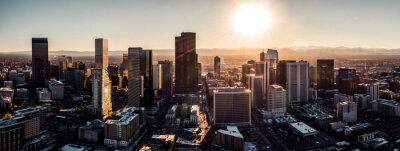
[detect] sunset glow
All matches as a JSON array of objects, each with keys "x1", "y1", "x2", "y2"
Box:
[{"x1": 234, "y1": 3, "x2": 271, "y2": 36}]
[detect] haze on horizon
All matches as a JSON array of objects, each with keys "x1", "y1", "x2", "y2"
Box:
[{"x1": 1, "y1": 0, "x2": 400, "y2": 52}]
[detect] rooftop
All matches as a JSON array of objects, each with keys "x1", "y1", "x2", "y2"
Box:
[
  {"x1": 0, "y1": 87, "x2": 13, "y2": 92},
  {"x1": 217, "y1": 126, "x2": 243, "y2": 138},
  {"x1": 289, "y1": 122, "x2": 318, "y2": 136},
  {"x1": 105, "y1": 107, "x2": 138, "y2": 125}
]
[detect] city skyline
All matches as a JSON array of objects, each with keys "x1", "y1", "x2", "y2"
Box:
[
  {"x1": 1, "y1": 0, "x2": 400, "y2": 52},
  {"x1": 2, "y1": 1, "x2": 400, "y2": 150}
]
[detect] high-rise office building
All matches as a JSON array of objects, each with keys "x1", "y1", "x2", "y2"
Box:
[
  {"x1": 92, "y1": 69, "x2": 112, "y2": 119},
  {"x1": 265, "y1": 84, "x2": 287, "y2": 118},
  {"x1": 197, "y1": 62, "x2": 202, "y2": 84},
  {"x1": 95, "y1": 38, "x2": 108, "y2": 69},
  {"x1": 50, "y1": 64, "x2": 59, "y2": 80},
  {"x1": 128, "y1": 47, "x2": 141, "y2": 107},
  {"x1": 48, "y1": 79, "x2": 64, "y2": 100},
  {"x1": 254, "y1": 62, "x2": 264, "y2": 76},
  {"x1": 139, "y1": 49, "x2": 153, "y2": 107},
  {"x1": 337, "y1": 68, "x2": 357, "y2": 95},
  {"x1": 354, "y1": 93, "x2": 371, "y2": 111},
  {"x1": 247, "y1": 75, "x2": 264, "y2": 109},
  {"x1": 122, "y1": 53, "x2": 128, "y2": 77},
  {"x1": 58, "y1": 55, "x2": 67, "y2": 79},
  {"x1": 367, "y1": 82, "x2": 379, "y2": 100},
  {"x1": 287, "y1": 61, "x2": 309, "y2": 103},
  {"x1": 213, "y1": 87, "x2": 251, "y2": 126},
  {"x1": 266, "y1": 49, "x2": 278, "y2": 85},
  {"x1": 32, "y1": 38, "x2": 49, "y2": 86},
  {"x1": 92, "y1": 38, "x2": 112, "y2": 119},
  {"x1": 74, "y1": 69, "x2": 85, "y2": 91},
  {"x1": 277, "y1": 60, "x2": 296, "y2": 88},
  {"x1": 66, "y1": 56, "x2": 73, "y2": 68},
  {"x1": 317, "y1": 59, "x2": 334, "y2": 89},
  {"x1": 175, "y1": 32, "x2": 198, "y2": 94},
  {"x1": 242, "y1": 64, "x2": 253, "y2": 84},
  {"x1": 337, "y1": 101, "x2": 357, "y2": 123},
  {"x1": 309, "y1": 66, "x2": 317, "y2": 84},
  {"x1": 214, "y1": 56, "x2": 221, "y2": 79},
  {"x1": 260, "y1": 51, "x2": 266, "y2": 62},
  {"x1": 334, "y1": 93, "x2": 353, "y2": 108},
  {"x1": 159, "y1": 60, "x2": 173, "y2": 96},
  {"x1": 153, "y1": 64, "x2": 162, "y2": 90}
]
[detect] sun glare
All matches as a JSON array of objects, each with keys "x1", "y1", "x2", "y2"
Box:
[{"x1": 234, "y1": 3, "x2": 271, "y2": 36}]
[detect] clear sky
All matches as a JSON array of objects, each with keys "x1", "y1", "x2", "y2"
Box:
[{"x1": 1, "y1": 0, "x2": 400, "y2": 52}]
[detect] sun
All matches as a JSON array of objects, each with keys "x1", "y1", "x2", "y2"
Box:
[{"x1": 234, "y1": 3, "x2": 272, "y2": 36}]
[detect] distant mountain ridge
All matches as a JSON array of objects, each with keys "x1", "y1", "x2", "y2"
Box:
[{"x1": 2, "y1": 46, "x2": 400, "y2": 57}]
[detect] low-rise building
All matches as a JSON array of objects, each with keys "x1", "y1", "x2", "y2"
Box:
[
  {"x1": 215, "y1": 126, "x2": 245, "y2": 150},
  {"x1": 104, "y1": 107, "x2": 140, "y2": 149}
]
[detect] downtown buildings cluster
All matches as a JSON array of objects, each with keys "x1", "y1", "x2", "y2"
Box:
[{"x1": 2, "y1": 32, "x2": 400, "y2": 151}]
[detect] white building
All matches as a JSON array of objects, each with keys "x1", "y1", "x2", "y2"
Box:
[
  {"x1": 354, "y1": 94, "x2": 371, "y2": 110},
  {"x1": 367, "y1": 82, "x2": 379, "y2": 100},
  {"x1": 334, "y1": 93, "x2": 353, "y2": 108},
  {"x1": 265, "y1": 84, "x2": 287, "y2": 118},
  {"x1": 337, "y1": 101, "x2": 357, "y2": 123},
  {"x1": 36, "y1": 88, "x2": 51, "y2": 102}
]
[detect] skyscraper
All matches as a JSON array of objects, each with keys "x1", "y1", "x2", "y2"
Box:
[
  {"x1": 214, "y1": 56, "x2": 221, "y2": 79},
  {"x1": 242, "y1": 64, "x2": 253, "y2": 84},
  {"x1": 139, "y1": 49, "x2": 153, "y2": 107},
  {"x1": 337, "y1": 68, "x2": 357, "y2": 95},
  {"x1": 66, "y1": 56, "x2": 73, "y2": 68},
  {"x1": 95, "y1": 38, "x2": 108, "y2": 69},
  {"x1": 175, "y1": 32, "x2": 198, "y2": 94},
  {"x1": 309, "y1": 66, "x2": 318, "y2": 84},
  {"x1": 92, "y1": 38, "x2": 112, "y2": 119},
  {"x1": 58, "y1": 55, "x2": 67, "y2": 79},
  {"x1": 265, "y1": 84, "x2": 287, "y2": 118},
  {"x1": 213, "y1": 87, "x2": 251, "y2": 126},
  {"x1": 277, "y1": 60, "x2": 296, "y2": 88},
  {"x1": 122, "y1": 53, "x2": 128, "y2": 78},
  {"x1": 32, "y1": 38, "x2": 49, "y2": 86},
  {"x1": 128, "y1": 47, "x2": 141, "y2": 107},
  {"x1": 153, "y1": 64, "x2": 162, "y2": 90},
  {"x1": 159, "y1": 60, "x2": 173, "y2": 96},
  {"x1": 266, "y1": 49, "x2": 278, "y2": 85},
  {"x1": 317, "y1": 59, "x2": 334, "y2": 89},
  {"x1": 367, "y1": 82, "x2": 379, "y2": 100},
  {"x1": 247, "y1": 74, "x2": 263, "y2": 109},
  {"x1": 287, "y1": 61, "x2": 309, "y2": 103}
]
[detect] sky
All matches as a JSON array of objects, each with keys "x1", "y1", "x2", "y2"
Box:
[{"x1": 0, "y1": 0, "x2": 400, "y2": 52}]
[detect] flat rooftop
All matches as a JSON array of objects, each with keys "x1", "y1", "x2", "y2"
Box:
[
  {"x1": 289, "y1": 122, "x2": 318, "y2": 136},
  {"x1": 105, "y1": 107, "x2": 138, "y2": 125},
  {"x1": 217, "y1": 126, "x2": 243, "y2": 138}
]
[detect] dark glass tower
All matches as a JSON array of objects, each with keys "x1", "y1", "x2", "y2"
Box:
[
  {"x1": 175, "y1": 32, "x2": 198, "y2": 94},
  {"x1": 139, "y1": 49, "x2": 153, "y2": 107},
  {"x1": 32, "y1": 38, "x2": 49, "y2": 86},
  {"x1": 159, "y1": 60, "x2": 173, "y2": 96},
  {"x1": 317, "y1": 59, "x2": 335, "y2": 89},
  {"x1": 214, "y1": 56, "x2": 221, "y2": 79},
  {"x1": 128, "y1": 47, "x2": 141, "y2": 107},
  {"x1": 337, "y1": 68, "x2": 357, "y2": 95}
]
